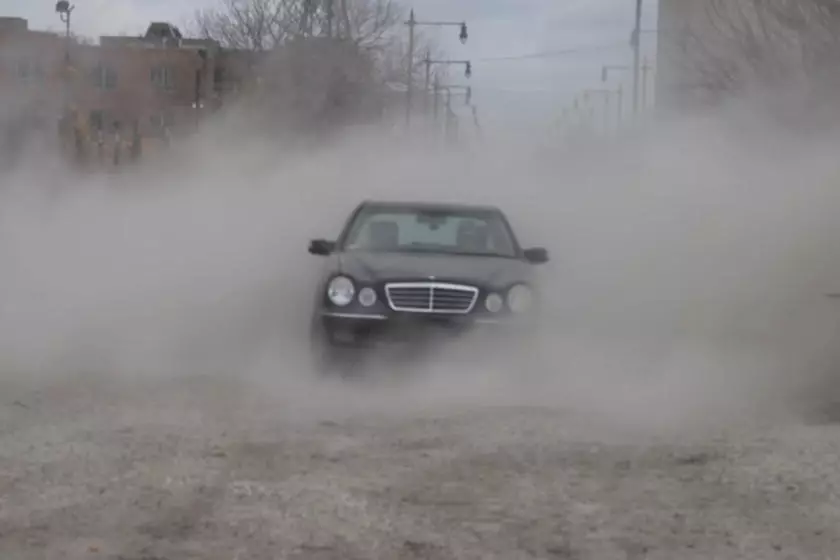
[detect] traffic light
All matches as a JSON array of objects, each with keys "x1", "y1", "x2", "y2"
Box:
[
  {"x1": 459, "y1": 22, "x2": 468, "y2": 44},
  {"x1": 464, "y1": 61, "x2": 472, "y2": 78}
]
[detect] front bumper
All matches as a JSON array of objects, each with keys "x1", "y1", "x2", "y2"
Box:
[{"x1": 317, "y1": 310, "x2": 532, "y2": 349}]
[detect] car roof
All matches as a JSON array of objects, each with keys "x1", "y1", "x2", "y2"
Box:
[{"x1": 358, "y1": 200, "x2": 503, "y2": 213}]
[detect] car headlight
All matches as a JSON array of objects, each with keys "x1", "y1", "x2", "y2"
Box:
[
  {"x1": 327, "y1": 276, "x2": 355, "y2": 307},
  {"x1": 485, "y1": 293, "x2": 503, "y2": 313},
  {"x1": 507, "y1": 284, "x2": 533, "y2": 313}
]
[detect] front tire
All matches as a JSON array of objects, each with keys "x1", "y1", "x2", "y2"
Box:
[{"x1": 309, "y1": 331, "x2": 363, "y2": 379}]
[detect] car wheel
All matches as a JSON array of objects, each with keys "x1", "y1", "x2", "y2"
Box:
[{"x1": 310, "y1": 336, "x2": 363, "y2": 379}]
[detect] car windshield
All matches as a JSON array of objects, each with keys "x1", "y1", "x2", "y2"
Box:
[{"x1": 342, "y1": 206, "x2": 518, "y2": 257}]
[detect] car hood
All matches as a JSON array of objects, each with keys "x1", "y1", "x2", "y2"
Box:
[{"x1": 337, "y1": 251, "x2": 533, "y2": 287}]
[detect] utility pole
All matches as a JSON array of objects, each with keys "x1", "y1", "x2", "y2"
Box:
[
  {"x1": 405, "y1": 9, "x2": 416, "y2": 128},
  {"x1": 432, "y1": 74, "x2": 440, "y2": 121},
  {"x1": 403, "y1": 11, "x2": 469, "y2": 130},
  {"x1": 471, "y1": 105, "x2": 482, "y2": 139},
  {"x1": 615, "y1": 84, "x2": 623, "y2": 132},
  {"x1": 55, "y1": 0, "x2": 75, "y2": 150},
  {"x1": 631, "y1": 0, "x2": 643, "y2": 114},
  {"x1": 424, "y1": 50, "x2": 431, "y2": 115},
  {"x1": 444, "y1": 88, "x2": 457, "y2": 145},
  {"x1": 584, "y1": 89, "x2": 613, "y2": 136},
  {"x1": 641, "y1": 56, "x2": 652, "y2": 111},
  {"x1": 601, "y1": 64, "x2": 628, "y2": 128}
]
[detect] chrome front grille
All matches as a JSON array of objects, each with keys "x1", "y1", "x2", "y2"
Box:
[{"x1": 385, "y1": 282, "x2": 479, "y2": 314}]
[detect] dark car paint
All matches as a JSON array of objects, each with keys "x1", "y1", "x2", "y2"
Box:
[
  {"x1": 338, "y1": 252, "x2": 533, "y2": 287},
  {"x1": 334, "y1": 200, "x2": 527, "y2": 257},
  {"x1": 307, "y1": 201, "x2": 547, "y2": 372},
  {"x1": 311, "y1": 250, "x2": 538, "y2": 318}
]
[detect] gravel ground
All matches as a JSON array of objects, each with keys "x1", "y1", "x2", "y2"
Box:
[{"x1": 2, "y1": 370, "x2": 840, "y2": 560}]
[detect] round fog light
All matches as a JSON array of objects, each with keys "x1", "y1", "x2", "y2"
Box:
[
  {"x1": 507, "y1": 284, "x2": 533, "y2": 313},
  {"x1": 485, "y1": 293, "x2": 503, "y2": 313},
  {"x1": 358, "y1": 287, "x2": 377, "y2": 307}
]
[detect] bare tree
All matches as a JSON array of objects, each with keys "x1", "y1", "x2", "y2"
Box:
[
  {"x1": 191, "y1": 0, "x2": 451, "y2": 133},
  {"x1": 193, "y1": 0, "x2": 306, "y2": 51},
  {"x1": 675, "y1": 0, "x2": 840, "y2": 105},
  {"x1": 193, "y1": 0, "x2": 402, "y2": 52}
]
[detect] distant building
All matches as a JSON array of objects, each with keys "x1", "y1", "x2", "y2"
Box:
[
  {"x1": 0, "y1": 18, "x2": 249, "y2": 140},
  {"x1": 82, "y1": 22, "x2": 221, "y2": 137},
  {"x1": 0, "y1": 17, "x2": 66, "y2": 126},
  {"x1": 0, "y1": 14, "x2": 388, "y2": 155}
]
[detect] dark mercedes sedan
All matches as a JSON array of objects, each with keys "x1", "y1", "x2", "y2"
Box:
[{"x1": 306, "y1": 200, "x2": 548, "y2": 376}]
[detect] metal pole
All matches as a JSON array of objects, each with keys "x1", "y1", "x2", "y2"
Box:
[
  {"x1": 424, "y1": 51, "x2": 431, "y2": 116},
  {"x1": 444, "y1": 88, "x2": 452, "y2": 141},
  {"x1": 641, "y1": 56, "x2": 651, "y2": 111},
  {"x1": 405, "y1": 9, "x2": 415, "y2": 128},
  {"x1": 632, "y1": 0, "x2": 642, "y2": 114},
  {"x1": 433, "y1": 75, "x2": 440, "y2": 121},
  {"x1": 616, "y1": 84, "x2": 623, "y2": 132},
  {"x1": 603, "y1": 93, "x2": 611, "y2": 136}
]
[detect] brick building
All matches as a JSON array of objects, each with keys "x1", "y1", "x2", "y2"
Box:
[
  {"x1": 0, "y1": 18, "x2": 230, "y2": 143},
  {"x1": 1, "y1": 15, "x2": 389, "y2": 164},
  {"x1": 92, "y1": 22, "x2": 220, "y2": 136},
  {"x1": 0, "y1": 17, "x2": 66, "y2": 135}
]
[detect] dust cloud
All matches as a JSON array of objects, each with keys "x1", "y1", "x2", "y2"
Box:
[{"x1": 3, "y1": 101, "x2": 840, "y2": 437}]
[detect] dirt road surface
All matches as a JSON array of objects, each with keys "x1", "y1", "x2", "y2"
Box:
[{"x1": 1, "y1": 367, "x2": 840, "y2": 560}]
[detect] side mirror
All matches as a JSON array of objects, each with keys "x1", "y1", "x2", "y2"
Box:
[
  {"x1": 523, "y1": 247, "x2": 549, "y2": 264},
  {"x1": 308, "y1": 239, "x2": 335, "y2": 256}
]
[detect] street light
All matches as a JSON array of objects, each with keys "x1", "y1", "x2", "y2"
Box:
[
  {"x1": 583, "y1": 88, "x2": 614, "y2": 136},
  {"x1": 600, "y1": 64, "x2": 629, "y2": 128},
  {"x1": 438, "y1": 84, "x2": 471, "y2": 106},
  {"x1": 631, "y1": 0, "x2": 643, "y2": 114},
  {"x1": 404, "y1": 10, "x2": 470, "y2": 128},
  {"x1": 421, "y1": 57, "x2": 472, "y2": 117},
  {"x1": 55, "y1": 1, "x2": 74, "y2": 61},
  {"x1": 56, "y1": 0, "x2": 75, "y2": 143},
  {"x1": 601, "y1": 64, "x2": 629, "y2": 83},
  {"x1": 424, "y1": 58, "x2": 472, "y2": 82},
  {"x1": 55, "y1": 1, "x2": 73, "y2": 35}
]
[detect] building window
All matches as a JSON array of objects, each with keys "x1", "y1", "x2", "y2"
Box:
[
  {"x1": 91, "y1": 64, "x2": 118, "y2": 90},
  {"x1": 17, "y1": 60, "x2": 44, "y2": 81},
  {"x1": 150, "y1": 66, "x2": 174, "y2": 91}
]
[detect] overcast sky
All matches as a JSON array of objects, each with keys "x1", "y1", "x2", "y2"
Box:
[{"x1": 7, "y1": 0, "x2": 659, "y2": 129}]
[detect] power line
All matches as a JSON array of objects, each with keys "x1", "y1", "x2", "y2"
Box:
[{"x1": 476, "y1": 41, "x2": 630, "y2": 62}]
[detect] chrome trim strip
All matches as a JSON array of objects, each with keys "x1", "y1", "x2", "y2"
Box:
[
  {"x1": 384, "y1": 282, "x2": 479, "y2": 314},
  {"x1": 472, "y1": 318, "x2": 510, "y2": 325},
  {"x1": 321, "y1": 312, "x2": 388, "y2": 320}
]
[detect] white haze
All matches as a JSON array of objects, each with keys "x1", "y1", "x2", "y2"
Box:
[{"x1": 3, "y1": 100, "x2": 840, "y2": 437}]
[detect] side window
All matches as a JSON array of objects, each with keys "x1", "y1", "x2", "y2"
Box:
[
  {"x1": 91, "y1": 64, "x2": 117, "y2": 90},
  {"x1": 151, "y1": 66, "x2": 174, "y2": 91},
  {"x1": 17, "y1": 60, "x2": 43, "y2": 81}
]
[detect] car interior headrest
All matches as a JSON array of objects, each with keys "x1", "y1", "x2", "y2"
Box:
[{"x1": 368, "y1": 220, "x2": 399, "y2": 248}]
